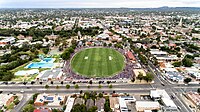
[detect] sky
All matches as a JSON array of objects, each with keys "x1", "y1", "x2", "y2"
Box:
[{"x1": 0, "y1": 0, "x2": 200, "y2": 8}]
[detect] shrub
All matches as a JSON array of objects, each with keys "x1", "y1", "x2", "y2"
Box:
[{"x1": 66, "y1": 84, "x2": 70, "y2": 89}]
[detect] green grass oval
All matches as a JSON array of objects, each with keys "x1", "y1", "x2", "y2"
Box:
[{"x1": 71, "y1": 48, "x2": 125, "y2": 78}]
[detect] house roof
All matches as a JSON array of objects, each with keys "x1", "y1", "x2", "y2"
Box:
[
  {"x1": 127, "y1": 51, "x2": 135, "y2": 60},
  {"x1": 34, "y1": 109, "x2": 50, "y2": 112},
  {"x1": 136, "y1": 101, "x2": 160, "y2": 108},
  {"x1": 37, "y1": 68, "x2": 62, "y2": 79}
]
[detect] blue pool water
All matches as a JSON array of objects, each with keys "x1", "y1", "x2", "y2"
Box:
[
  {"x1": 25, "y1": 63, "x2": 54, "y2": 68},
  {"x1": 41, "y1": 58, "x2": 55, "y2": 63},
  {"x1": 25, "y1": 58, "x2": 55, "y2": 68}
]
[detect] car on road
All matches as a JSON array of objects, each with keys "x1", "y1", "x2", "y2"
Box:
[
  {"x1": 3, "y1": 82, "x2": 8, "y2": 85},
  {"x1": 10, "y1": 82, "x2": 16, "y2": 84},
  {"x1": 31, "y1": 81, "x2": 35, "y2": 85},
  {"x1": 161, "y1": 83, "x2": 165, "y2": 86},
  {"x1": 27, "y1": 86, "x2": 31, "y2": 89},
  {"x1": 171, "y1": 95, "x2": 175, "y2": 99},
  {"x1": 23, "y1": 82, "x2": 27, "y2": 85}
]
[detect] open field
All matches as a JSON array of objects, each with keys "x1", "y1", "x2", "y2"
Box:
[{"x1": 71, "y1": 48, "x2": 125, "y2": 78}]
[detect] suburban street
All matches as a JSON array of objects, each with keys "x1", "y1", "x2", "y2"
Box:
[
  {"x1": 0, "y1": 57, "x2": 198, "y2": 112},
  {"x1": 0, "y1": 79, "x2": 198, "y2": 112}
]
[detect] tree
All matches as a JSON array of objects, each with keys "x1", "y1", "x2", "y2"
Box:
[
  {"x1": 1, "y1": 73, "x2": 14, "y2": 81},
  {"x1": 56, "y1": 85, "x2": 59, "y2": 89},
  {"x1": 80, "y1": 90, "x2": 83, "y2": 94},
  {"x1": 104, "y1": 98, "x2": 112, "y2": 112},
  {"x1": 137, "y1": 72, "x2": 144, "y2": 82},
  {"x1": 138, "y1": 54, "x2": 147, "y2": 65},
  {"x1": 13, "y1": 99, "x2": 20, "y2": 105},
  {"x1": 108, "y1": 84, "x2": 112, "y2": 88},
  {"x1": 131, "y1": 77, "x2": 135, "y2": 82},
  {"x1": 89, "y1": 80, "x2": 92, "y2": 84},
  {"x1": 84, "y1": 92, "x2": 90, "y2": 100},
  {"x1": 75, "y1": 84, "x2": 79, "y2": 89},
  {"x1": 98, "y1": 93, "x2": 103, "y2": 98},
  {"x1": 172, "y1": 61, "x2": 182, "y2": 67},
  {"x1": 175, "y1": 47, "x2": 181, "y2": 52},
  {"x1": 108, "y1": 43, "x2": 112, "y2": 47},
  {"x1": 45, "y1": 85, "x2": 49, "y2": 89},
  {"x1": 144, "y1": 72, "x2": 154, "y2": 83},
  {"x1": 34, "y1": 50, "x2": 39, "y2": 55},
  {"x1": 63, "y1": 105, "x2": 66, "y2": 110},
  {"x1": 61, "y1": 51, "x2": 70, "y2": 60},
  {"x1": 177, "y1": 53, "x2": 182, "y2": 58},
  {"x1": 88, "y1": 106, "x2": 98, "y2": 112},
  {"x1": 61, "y1": 81, "x2": 64, "y2": 85},
  {"x1": 107, "y1": 81, "x2": 111, "y2": 84},
  {"x1": 68, "y1": 47, "x2": 75, "y2": 53},
  {"x1": 7, "y1": 102, "x2": 15, "y2": 109},
  {"x1": 185, "y1": 55, "x2": 194, "y2": 59},
  {"x1": 197, "y1": 88, "x2": 200, "y2": 94},
  {"x1": 66, "y1": 84, "x2": 70, "y2": 89},
  {"x1": 22, "y1": 104, "x2": 35, "y2": 112},
  {"x1": 184, "y1": 78, "x2": 192, "y2": 83},
  {"x1": 182, "y1": 58, "x2": 193, "y2": 67},
  {"x1": 42, "y1": 48, "x2": 49, "y2": 54},
  {"x1": 98, "y1": 84, "x2": 102, "y2": 88},
  {"x1": 33, "y1": 93, "x2": 39, "y2": 101},
  {"x1": 52, "y1": 109, "x2": 59, "y2": 112},
  {"x1": 71, "y1": 104, "x2": 87, "y2": 112},
  {"x1": 103, "y1": 43, "x2": 107, "y2": 47},
  {"x1": 28, "y1": 100, "x2": 34, "y2": 104}
]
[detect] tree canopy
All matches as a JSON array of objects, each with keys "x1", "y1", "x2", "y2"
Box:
[
  {"x1": 182, "y1": 58, "x2": 193, "y2": 67},
  {"x1": 22, "y1": 104, "x2": 35, "y2": 112}
]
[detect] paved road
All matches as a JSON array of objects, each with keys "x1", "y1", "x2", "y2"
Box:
[
  {"x1": 2, "y1": 88, "x2": 150, "y2": 94},
  {"x1": 147, "y1": 61, "x2": 193, "y2": 112},
  {"x1": 12, "y1": 94, "x2": 29, "y2": 112}
]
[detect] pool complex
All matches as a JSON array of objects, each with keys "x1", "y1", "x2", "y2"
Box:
[{"x1": 25, "y1": 58, "x2": 55, "y2": 68}]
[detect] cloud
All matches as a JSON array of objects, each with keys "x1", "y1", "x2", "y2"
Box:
[{"x1": 0, "y1": 0, "x2": 200, "y2": 8}]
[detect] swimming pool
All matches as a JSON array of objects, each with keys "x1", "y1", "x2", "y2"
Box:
[
  {"x1": 25, "y1": 63, "x2": 54, "y2": 68},
  {"x1": 25, "y1": 58, "x2": 55, "y2": 68},
  {"x1": 40, "y1": 58, "x2": 55, "y2": 63}
]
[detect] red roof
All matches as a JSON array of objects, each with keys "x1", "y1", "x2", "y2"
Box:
[
  {"x1": 127, "y1": 51, "x2": 135, "y2": 61},
  {"x1": 87, "y1": 42, "x2": 92, "y2": 45},
  {"x1": 34, "y1": 109, "x2": 41, "y2": 112},
  {"x1": 169, "y1": 43, "x2": 176, "y2": 47},
  {"x1": 34, "y1": 109, "x2": 50, "y2": 112}
]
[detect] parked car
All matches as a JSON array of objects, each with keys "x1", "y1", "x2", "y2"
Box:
[
  {"x1": 3, "y1": 82, "x2": 8, "y2": 85},
  {"x1": 10, "y1": 82, "x2": 16, "y2": 84}
]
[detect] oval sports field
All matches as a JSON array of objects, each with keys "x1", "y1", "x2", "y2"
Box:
[{"x1": 70, "y1": 48, "x2": 125, "y2": 78}]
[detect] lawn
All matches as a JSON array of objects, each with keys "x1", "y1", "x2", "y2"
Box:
[
  {"x1": 12, "y1": 74, "x2": 38, "y2": 82},
  {"x1": 71, "y1": 48, "x2": 125, "y2": 78}
]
